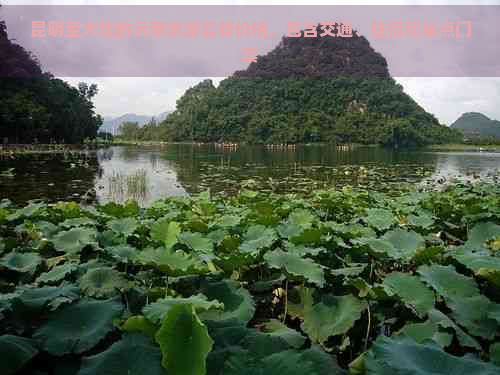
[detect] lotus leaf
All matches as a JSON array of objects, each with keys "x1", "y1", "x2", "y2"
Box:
[{"x1": 33, "y1": 298, "x2": 123, "y2": 355}]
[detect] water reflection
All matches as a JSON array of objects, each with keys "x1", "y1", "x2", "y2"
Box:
[{"x1": 1, "y1": 145, "x2": 499, "y2": 205}]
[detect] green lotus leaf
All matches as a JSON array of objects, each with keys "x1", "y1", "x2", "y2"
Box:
[
  {"x1": 382, "y1": 272, "x2": 435, "y2": 317},
  {"x1": 239, "y1": 225, "x2": 277, "y2": 255},
  {"x1": 366, "y1": 335, "x2": 499, "y2": 375},
  {"x1": 135, "y1": 248, "x2": 206, "y2": 275},
  {"x1": 36, "y1": 262, "x2": 78, "y2": 285},
  {"x1": 259, "y1": 319, "x2": 306, "y2": 349},
  {"x1": 179, "y1": 232, "x2": 214, "y2": 253},
  {"x1": 6, "y1": 202, "x2": 46, "y2": 221},
  {"x1": 108, "y1": 217, "x2": 139, "y2": 237},
  {"x1": 206, "y1": 319, "x2": 292, "y2": 374},
  {"x1": 490, "y1": 343, "x2": 500, "y2": 366},
  {"x1": 284, "y1": 242, "x2": 325, "y2": 256},
  {"x1": 397, "y1": 320, "x2": 453, "y2": 348},
  {"x1": 364, "y1": 208, "x2": 395, "y2": 231},
  {"x1": 155, "y1": 303, "x2": 213, "y2": 375},
  {"x1": 427, "y1": 309, "x2": 481, "y2": 350},
  {"x1": 223, "y1": 345, "x2": 345, "y2": 375},
  {"x1": 34, "y1": 220, "x2": 60, "y2": 238},
  {"x1": 277, "y1": 222, "x2": 303, "y2": 240},
  {"x1": 15, "y1": 285, "x2": 80, "y2": 312},
  {"x1": 79, "y1": 267, "x2": 129, "y2": 298},
  {"x1": 452, "y1": 248, "x2": 500, "y2": 286},
  {"x1": 150, "y1": 219, "x2": 181, "y2": 250},
  {"x1": 408, "y1": 213, "x2": 435, "y2": 229},
  {"x1": 288, "y1": 208, "x2": 315, "y2": 229},
  {"x1": 331, "y1": 263, "x2": 367, "y2": 277},
  {"x1": 446, "y1": 295, "x2": 498, "y2": 340},
  {"x1": 33, "y1": 298, "x2": 123, "y2": 355},
  {"x1": 264, "y1": 249, "x2": 325, "y2": 287},
  {"x1": 119, "y1": 315, "x2": 158, "y2": 339},
  {"x1": 144, "y1": 294, "x2": 223, "y2": 324},
  {"x1": 465, "y1": 222, "x2": 500, "y2": 249},
  {"x1": 215, "y1": 215, "x2": 241, "y2": 228},
  {"x1": 60, "y1": 217, "x2": 96, "y2": 228},
  {"x1": 79, "y1": 333, "x2": 165, "y2": 375},
  {"x1": 417, "y1": 264, "x2": 479, "y2": 300},
  {"x1": 105, "y1": 244, "x2": 137, "y2": 263},
  {"x1": 0, "y1": 335, "x2": 38, "y2": 375},
  {"x1": 0, "y1": 252, "x2": 41, "y2": 273},
  {"x1": 301, "y1": 294, "x2": 367, "y2": 345},
  {"x1": 51, "y1": 227, "x2": 98, "y2": 254},
  {"x1": 199, "y1": 280, "x2": 256, "y2": 324},
  {"x1": 98, "y1": 200, "x2": 140, "y2": 218},
  {"x1": 380, "y1": 228, "x2": 425, "y2": 260}
]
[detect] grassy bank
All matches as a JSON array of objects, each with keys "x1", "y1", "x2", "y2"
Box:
[{"x1": 1, "y1": 183, "x2": 500, "y2": 374}]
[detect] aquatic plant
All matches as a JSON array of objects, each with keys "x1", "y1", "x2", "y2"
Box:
[{"x1": 0, "y1": 183, "x2": 500, "y2": 374}]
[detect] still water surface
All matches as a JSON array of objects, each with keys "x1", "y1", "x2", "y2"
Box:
[{"x1": 1, "y1": 144, "x2": 499, "y2": 205}]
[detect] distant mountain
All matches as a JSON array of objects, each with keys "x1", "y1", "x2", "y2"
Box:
[
  {"x1": 99, "y1": 111, "x2": 171, "y2": 134},
  {"x1": 164, "y1": 24, "x2": 460, "y2": 146},
  {"x1": 450, "y1": 112, "x2": 500, "y2": 139}
]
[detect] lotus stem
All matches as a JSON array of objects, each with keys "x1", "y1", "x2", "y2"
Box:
[
  {"x1": 282, "y1": 279, "x2": 288, "y2": 323},
  {"x1": 364, "y1": 302, "x2": 371, "y2": 352}
]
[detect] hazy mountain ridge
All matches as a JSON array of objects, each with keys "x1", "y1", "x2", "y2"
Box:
[
  {"x1": 100, "y1": 111, "x2": 171, "y2": 134},
  {"x1": 450, "y1": 112, "x2": 500, "y2": 140}
]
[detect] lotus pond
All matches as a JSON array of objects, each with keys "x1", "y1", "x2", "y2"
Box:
[
  {"x1": 1, "y1": 144, "x2": 500, "y2": 205},
  {"x1": 1, "y1": 182, "x2": 500, "y2": 374}
]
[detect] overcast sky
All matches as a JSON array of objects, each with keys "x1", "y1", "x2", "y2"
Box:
[{"x1": 4, "y1": 0, "x2": 500, "y2": 125}]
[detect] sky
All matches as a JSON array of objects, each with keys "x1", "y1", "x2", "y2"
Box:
[{"x1": 3, "y1": 0, "x2": 500, "y2": 125}]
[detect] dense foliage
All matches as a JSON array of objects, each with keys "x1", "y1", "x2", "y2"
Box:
[
  {"x1": 163, "y1": 77, "x2": 461, "y2": 146},
  {"x1": 117, "y1": 118, "x2": 169, "y2": 142},
  {"x1": 160, "y1": 29, "x2": 462, "y2": 146},
  {"x1": 1, "y1": 182, "x2": 500, "y2": 374},
  {"x1": 0, "y1": 8, "x2": 102, "y2": 144}
]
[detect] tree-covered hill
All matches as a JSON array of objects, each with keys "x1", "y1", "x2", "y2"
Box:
[
  {"x1": 450, "y1": 112, "x2": 500, "y2": 140},
  {"x1": 0, "y1": 7, "x2": 102, "y2": 144},
  {"x1": 162, "y1": 26, "x2": 461, "y2": 147}
]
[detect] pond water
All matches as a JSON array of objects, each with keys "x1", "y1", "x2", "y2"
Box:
[{"x1": 1, "y1": 144, "x2": 500, "y2": 205}]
